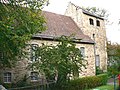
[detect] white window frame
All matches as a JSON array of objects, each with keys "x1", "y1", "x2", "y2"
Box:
[{"x1": 4, "y1": 72, "x2": 12, "y2": 83}]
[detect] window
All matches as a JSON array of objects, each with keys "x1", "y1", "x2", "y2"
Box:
[
  {"x1": 89, "y1": 18, "x2": 94, "y2": 25},
  {"x1": 31, "y1": 72, "x2": 39, "y2": 81},
  {"x1": 30, "y1": 44, "x2": 38, "y2": 61},
  {"x1": 4, "y1": 72, "x2": 12, "y2": 83},
  {"x1": 80, "y1": 47, "x2": 85, "y2": 58},
  {"x1": 96, "y1": 55, "x2": 100, "y2": 67},
  {"x1": 92, "y1": 34, "x2": 95, "y2": 40},
  {"x1": 96, "y1": 20, "x2": 100, "y2": 26}
]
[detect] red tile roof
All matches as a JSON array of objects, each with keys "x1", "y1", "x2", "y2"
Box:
[{"x1": 33, "y1": 11, "x2": 94, "y2": 44}]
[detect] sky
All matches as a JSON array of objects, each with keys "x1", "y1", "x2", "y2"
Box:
[{"x1": 43, "y1": 0, "x2": 120, "y2": 44}]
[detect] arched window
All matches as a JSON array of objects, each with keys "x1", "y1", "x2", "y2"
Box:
[
  {"x1": 4, "y1": 72, "x2": 12, "y2": 83},
  {"x1": 89, "y1": 18, "x2": 94, "y2": 25},
  {"x1": 96, "y1": 20, "x2": 100, "y2": 26}
]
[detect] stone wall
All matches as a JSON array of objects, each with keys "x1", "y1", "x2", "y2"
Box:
[
  {"x1": 65, "y1": 2, "x2": 107, "y2": 71},
  {"x1": 30, "y1": 40, "x2": 96, "y2": 77},
  {"x1": 0, "y1": 60, "x2": 28, "y2": 84},
  {"x1": 0, "y1": 39, "x2": 95, "y2": 84}
]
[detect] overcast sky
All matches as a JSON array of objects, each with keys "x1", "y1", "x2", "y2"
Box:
[{"x1": 44, "y1": 0, "x2": 120, "y2": 44}]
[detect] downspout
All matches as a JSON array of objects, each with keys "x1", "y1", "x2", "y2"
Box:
[{"x1": 93, "y1": 34, "x2": 97, "y2": 75}]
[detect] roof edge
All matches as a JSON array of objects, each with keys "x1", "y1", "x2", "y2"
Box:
[
  {"x1": 69, "y1": 2, "x2": 104, "y2": 20},
  {"x1": 32, "y1": 36, "x2": 95, "y2": 44}
]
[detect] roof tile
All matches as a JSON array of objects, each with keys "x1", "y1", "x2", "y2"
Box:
[{"x1": 33, "y1": 11, "x2": 94, "y2": 44}]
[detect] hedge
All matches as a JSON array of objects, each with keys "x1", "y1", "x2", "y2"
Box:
[{"x1": 66, "y1": 74, "x2": 108, "y2": 90}]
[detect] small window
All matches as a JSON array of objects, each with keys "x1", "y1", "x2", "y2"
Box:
[
  {"x1": 80, "y1": 47, "x2": 85, "y2": 58},
  {"x1": 93, "y1": 34, "x2": 95, "y2": 38},
  {"x1": 4, "y1": 72, "x2": 12, "y2": 83},
  {"x1": 89, "y1": 18, "x2": 94, "y2": 25},
  {"x1": 31, "y1": 72, "x2": 39, "y2": 81},
  {"x1": 96, "y1": 20, "x2": 100, "y2": 26},
  {"x1": 30, "y1": 44, "x2": 38, "y2": 61},
  {"x1": 96, "y1": 55, "x2": 100, "y2": 67}
]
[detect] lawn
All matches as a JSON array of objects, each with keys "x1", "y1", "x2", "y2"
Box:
[{"x1": 88, "y1": 85, "x2": 115, "y2": 90}]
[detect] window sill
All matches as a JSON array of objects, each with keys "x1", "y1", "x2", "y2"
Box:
[{"x1": 4, "y1": 82, "x2": 11, "y2": 83}]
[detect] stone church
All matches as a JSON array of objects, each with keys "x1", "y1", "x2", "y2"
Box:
[{"x1": 0, "y1": 2, "x2": 107, "y2": 84}]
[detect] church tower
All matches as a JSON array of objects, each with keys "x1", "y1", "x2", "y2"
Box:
[{"x1": 65, "y1": 2, "x2": 107, "y2": 72}]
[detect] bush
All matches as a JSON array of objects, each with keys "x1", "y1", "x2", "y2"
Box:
[
  {"x1": 97, "y1": 74, "x2": 108, "y2": 85},
  {"x1": 66, "y1": 74, "x2": 108, "y2": 90},
  {"x1": 96, "y1": 66, "x2": 104, "y2": 75},
  {"x1": 3, "y1": 83, "x2": 12, "y2": 89}
]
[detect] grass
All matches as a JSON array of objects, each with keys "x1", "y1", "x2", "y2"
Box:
[{"x1": 88, "y1": 85, "x2": 115, "y2": 90}]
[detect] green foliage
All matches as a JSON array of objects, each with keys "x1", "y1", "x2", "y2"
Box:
[
  {"x1": 96, "y1": 66, "x2": 103, "y2": 75},
  {"x1": 97, "y1": 74, "x2": 108, "y2": 85},
  {"x1": 84, "y1": 7, "x2": 109, "y2": 18},
  {"x1": 3, "y1": 83, "x2": 12, "y2": 89},
  {"x1": 89, "y1": 85, "x2": 114, "y2": 90},
  {"x1": 107, "y1": 42, "x2": 120, "y2": 75},
  {"x1": 13, "y1": 75, "x2": 29, "y2": 88},
  {"x1": 0, "y1": 0, "x2": 48, "y2": 67},
  {"x1": 66, "y1": 74, "x2": 108, "y2": 90},
  {"x1": 30, "y1": 36, "x2": 86, "y2": 85}
]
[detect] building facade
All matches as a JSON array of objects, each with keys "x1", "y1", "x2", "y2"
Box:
[{"x1": 0, "y1": 2, "x2": 107, "y2": 85}]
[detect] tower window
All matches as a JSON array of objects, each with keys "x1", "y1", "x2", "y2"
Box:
[
  {"x1": 89, "y1": 18, "x2": 94, "y2": 25},
  {"x1": 96, "y1": 20, "x2": 100, "y2": 26}
]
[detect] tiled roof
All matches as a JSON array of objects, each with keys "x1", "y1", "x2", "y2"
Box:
[{"x1": 33, "y1": 11, "x2": 94, "y2": 44}]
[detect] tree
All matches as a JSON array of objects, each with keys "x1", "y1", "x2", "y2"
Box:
[
  {"x1": 107, "y1": 42, "x2": 120, "y2": 75},
  {"x1": 0, "y1": 0, "x2": 48, "y2": 67},
  {"x1": 83, "y1": 6, "x2": 111, "y2": 25},
  {"x1": 84, "y1": 7, "x2": 109, "y2": 18},
  {"x1": 30, "y1": 36, "x2": 87, "y2": 86},
  {"x1": 107, "y1": 42, "x2": 120, "y2": 90}
]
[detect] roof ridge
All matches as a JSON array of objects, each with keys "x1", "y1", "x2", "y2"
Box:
[
  {"x1": 43, "y1": 10, "x2": 71, "y2": 18},
  {"x1": 68, "y1": 2, "x2": 104, "y2": 20}
]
